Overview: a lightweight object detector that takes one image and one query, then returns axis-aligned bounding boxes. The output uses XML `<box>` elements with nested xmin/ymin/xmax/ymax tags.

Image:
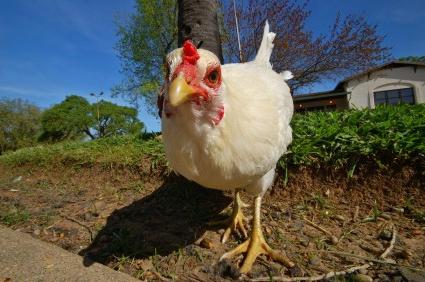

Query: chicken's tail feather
<box><xmin>254</xmin><ymin>20</ymin><xmax>275</xmax><ymax>69</ymax></box>
<box><xmin>280</xmin><ymin>71</ymin><xmax>294</xmax><ymax>81</ymax></box>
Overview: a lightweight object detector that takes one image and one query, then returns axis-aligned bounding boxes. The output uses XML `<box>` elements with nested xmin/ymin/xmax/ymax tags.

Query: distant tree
<box><xmin>92</xmin><ymin>100</ymin><xmax>143</xmax><ymax>138</ymax></box>
<box><xmin>114</xmin><ymin>0</ymin><xmax>178</xmax><ymax>114</ymax></box>
<box><xmin>398</xmin><ymin>56</ymin><xmax>425</xmax><ymax>63</ymax></box>
<box><xmin>0</xmin><ymin>98</ymin><xmax>41</xmax><ymax>154</ymax></box>
<box><xmin>40</xmin><ymin>95</ymin><xmax>144</xmax><ymax>142</ymax></box>
<box><xmin>115</xmin><ymin>0</ymin><xmax>391</xmax><ymax>109</ymax></box>
<box><xmin>39</xmin><ymin>95</ymin><xmax>93</xmax><ymax>141</ymax></box>
<box><xmin>222</xmin><ymin>0</ymin><xmax>391</xmax><ymax>93</ymax></box>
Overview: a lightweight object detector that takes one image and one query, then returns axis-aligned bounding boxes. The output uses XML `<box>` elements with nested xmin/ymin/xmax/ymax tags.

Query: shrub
<box><xmin>283</xmin><ymin>104</ymin><xmax>425</xmax><ymax>168</ymax></box>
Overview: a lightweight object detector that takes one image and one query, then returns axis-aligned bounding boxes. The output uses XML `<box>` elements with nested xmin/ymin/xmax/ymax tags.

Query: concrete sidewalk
<box><xmin>0</xmin><ymin>225</ymin><xmax>139</xmax><ymax>282</ymax></box>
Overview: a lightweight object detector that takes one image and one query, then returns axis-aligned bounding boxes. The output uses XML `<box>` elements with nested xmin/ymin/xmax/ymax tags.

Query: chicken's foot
<box><xmin>209</xmin><ymin>191</ymin><xmax>249</xmax><ymax>243</ymax></box>
<box><xmin>220</xmin><ymin>196</ymin><xmax>294</xmax><ymax>274</ymax></box>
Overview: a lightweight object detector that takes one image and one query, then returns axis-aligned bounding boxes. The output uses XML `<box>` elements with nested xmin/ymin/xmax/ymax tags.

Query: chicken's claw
<box><xmin>220</xmin><ymin>196</ymin><xmax>295</xmax><ymax>274</ymax></box>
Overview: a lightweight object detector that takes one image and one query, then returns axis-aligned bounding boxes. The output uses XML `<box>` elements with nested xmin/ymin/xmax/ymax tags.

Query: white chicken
<box><xmin>159</xmin><ymin>22</ymin><xmax>294</xmax><ymax>273</ymax></box>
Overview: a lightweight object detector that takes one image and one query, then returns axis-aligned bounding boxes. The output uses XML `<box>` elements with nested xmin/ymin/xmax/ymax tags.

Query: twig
<box><xmin>250</xmin><ymin>264</ymin><xmax>370</xmax><ymax>281</ymax></box>
<box><xmin>303</xmin><ymin>217</ymin><xmax>339</xmax><ymax>244</ymax></box>
<box><xmin>60</xmin><ymin>214</ymin><xmax>94</xmax><ymax>242</ymax></box>
<box><xmin>318</xmin><ymin>250</ymin><xmax>388</xmax><ymax>265</ymax></box>
<box><xmin>353</xmin><ymin>205</ymin><xmax>359</xmax><ymax>222</ymax></box>
<box><xmin>45</xmin><ymin>218</ymin><xmax>64</xmax><ymax>230</ymax></box>
<box><xmin>250</xmin><ymin>224</ymin><xmax>400</xmax><ymax>281</ymax></box>
<box><xmin>320</xmin><ymin>250</ymin><xmax>425</xmax><ymax>272</ymax></box>
<box><xmin>45</xmin><ymin>205</ymin><xmax>88</xmax><ymax>231</ymax></box>
<box><xmin>380</xmin><ymin>224</ymin><xmax>396</xmax><ymax>259</ymax></box>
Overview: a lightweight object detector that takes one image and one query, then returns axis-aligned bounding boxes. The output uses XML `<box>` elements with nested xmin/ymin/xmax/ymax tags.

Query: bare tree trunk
<box><xmin>178</xmin><ymin>0</ymin><xmax>223</xmax><ymax>63</ymax></box>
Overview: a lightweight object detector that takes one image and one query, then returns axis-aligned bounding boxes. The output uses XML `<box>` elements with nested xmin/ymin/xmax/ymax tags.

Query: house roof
<box><xmin>334</xmin><ymin>60</ymin><xmax>425</xmax><ymax>90</ymax></box>
<box><xmin>293</xmin><ymin>90</ymin><xmax>348</xmax><ymax>102</ymax></box>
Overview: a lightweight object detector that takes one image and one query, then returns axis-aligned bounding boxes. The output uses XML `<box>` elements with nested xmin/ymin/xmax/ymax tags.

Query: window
<box><xmin>374</xmin><ymin>88</ymin><xmax>415</xmax><ymax>106</ymax></box>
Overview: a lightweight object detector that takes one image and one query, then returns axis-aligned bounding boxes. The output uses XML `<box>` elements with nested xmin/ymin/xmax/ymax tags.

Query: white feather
<box><xmin>162</xmin><ymin>22</ymin><xmax>293</xmax><ymax>196</ymax></box>
<box><xmin>281</xmin><ymin>71</ymin><xmax>294</xmax><ymax>81</ymax></box>
<box><xmin>254</xmin><ymin>20</ymin><xmax>276</xmax><ymax>69</ymax></box>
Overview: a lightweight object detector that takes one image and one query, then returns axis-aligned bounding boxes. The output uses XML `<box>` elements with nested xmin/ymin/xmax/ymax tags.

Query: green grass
<box><xmin>0</xmin><ymin>104</ymin><xmax>424</xmax><ymax>171</ymax></box>
<box><xmin>0</xmin><ymin>134</ymin><xmax>166</xmax><ymax>169</ymax></box>
<box><xmin>0</xmin><ymin>206</ymin><xmax>31</xmax><ymax>226</ymax></box>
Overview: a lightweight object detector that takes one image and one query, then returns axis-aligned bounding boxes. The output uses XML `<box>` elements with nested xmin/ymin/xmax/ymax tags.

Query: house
<box><xmin>293</xmin><ymin>61</ymin><xmax>425</xmax><ymax>112</ymax></box>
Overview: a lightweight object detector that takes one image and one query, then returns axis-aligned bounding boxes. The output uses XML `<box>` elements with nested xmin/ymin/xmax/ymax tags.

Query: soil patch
<box><xmin>0</xmin><ymin>163</ymin><xmax>424</xmax><ymax>281</ymax></box>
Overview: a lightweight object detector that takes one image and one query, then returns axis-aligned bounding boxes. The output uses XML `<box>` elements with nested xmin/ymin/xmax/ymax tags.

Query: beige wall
<box><xmin>344</xmin><ymin>66</ymin><xmax>425</xmax><ymax>109</ymax></box>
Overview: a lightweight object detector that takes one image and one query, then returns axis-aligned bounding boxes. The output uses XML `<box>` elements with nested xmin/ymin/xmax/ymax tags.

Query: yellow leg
<box><xmin>220</xmin><ymin>196</ymin><xmax>294</xmax><ymax>274</ymax></box>
<box><xmin>221</xmin><ymin>191</ymin><xmax>249</xmax><ymax>243</ymax></box>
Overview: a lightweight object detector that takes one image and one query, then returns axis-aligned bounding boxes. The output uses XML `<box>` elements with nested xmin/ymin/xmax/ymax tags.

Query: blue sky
<box><xmin>1</xmin><ymin>0</ymin><xmax>424</xmax><ymax>132</ymax></box>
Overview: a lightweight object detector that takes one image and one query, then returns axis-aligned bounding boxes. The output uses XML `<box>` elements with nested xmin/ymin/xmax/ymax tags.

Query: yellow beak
<box><xmin>168</xmin><ymin>74</ymin><xmax>196</xmax><ymax>107</ymax></box>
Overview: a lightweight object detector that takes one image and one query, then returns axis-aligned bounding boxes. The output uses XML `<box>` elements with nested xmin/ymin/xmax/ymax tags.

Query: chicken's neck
<box><xmin>166</xmin><ymin>86</ymin><xmax>225</xmax><ymax>134</ymax></box>
<box><xmin>192</xmin><ymin>91</ymin><xmax>225</xmax><ymax>127</ymax></box>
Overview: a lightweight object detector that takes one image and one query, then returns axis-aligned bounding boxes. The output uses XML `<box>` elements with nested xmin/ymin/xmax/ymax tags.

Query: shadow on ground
<box><xmin>80</xmin><ymin>174</ymin><xmax>232</xmax><ymax>266</ymax></box>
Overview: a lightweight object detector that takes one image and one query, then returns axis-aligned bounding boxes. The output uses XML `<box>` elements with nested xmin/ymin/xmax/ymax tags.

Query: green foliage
<box><xmin>398</xmin><ymin>55</ymin><xmax>425</xmax><ymax>62</ymax></box>
<box><xmin>40</xmin><ymin>95</ymin><xmax>144</xmax><ymax>142</ymax></box>
<box><xmin>0</xmin><ymin>98</ymin><xmax>41</xmax><ymax>154</ymax></box>
<box><xmin>1</xmin><ymin>105</ymin><xmax>424</xmax><ymax>173</ymax></box>
<box><xmin>114</xmin><ymin>0</ymin><xmax>177</xmax><ymax>113</ymax></box>
<box><xmin>0</xmin><ymin>135</ymin><xmax>165</xmax><ymax>168</ymax></box>
<box><xmin>92</xmin><ymin>100</ymin><xmax>143</xmax><ymax>138</ymax></box>
<box><xmin>40</xmin><ymin>95</ymin><xmax>93</xmax><ymax>141</ymax></box>
<box><xmin>284</xmin><ymin>104</ymin><xmax>425</xmax><ymax>168</ymax></box>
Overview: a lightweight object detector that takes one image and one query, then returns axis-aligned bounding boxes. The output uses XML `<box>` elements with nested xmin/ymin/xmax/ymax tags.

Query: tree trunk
<box><xmin>178</xmin><ymin>0</ymin><xmax>223</xmax><ymax>63</ymax></box>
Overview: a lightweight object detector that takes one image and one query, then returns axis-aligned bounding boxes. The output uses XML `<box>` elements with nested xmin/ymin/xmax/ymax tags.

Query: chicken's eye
<box><xmin>204</xmin><ymin>66</ymin><xmax>221</xmax><ymax>88</ymax></box>
<box><xmin>208</xmin><ymin>70</ymin><xmax>219</xmax><ymax>83</ymax></box>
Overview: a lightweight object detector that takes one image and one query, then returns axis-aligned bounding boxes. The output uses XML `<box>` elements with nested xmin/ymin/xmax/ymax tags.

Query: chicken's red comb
<box><xmin>182</xmin><ymin>40</ymin><xmax>200</xmax><ymax>65</ymax></box>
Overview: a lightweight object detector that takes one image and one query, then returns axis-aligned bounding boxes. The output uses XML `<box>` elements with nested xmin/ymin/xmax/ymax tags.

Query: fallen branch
<box><xmin>303</xmin><ymin>217</ymin><xmax>339</xmax><ymax>244</ymax></box>
<box><xmin>250</xmin><ymin>224</ymin><xmax>399</xmax><ymax>281</ymax></box>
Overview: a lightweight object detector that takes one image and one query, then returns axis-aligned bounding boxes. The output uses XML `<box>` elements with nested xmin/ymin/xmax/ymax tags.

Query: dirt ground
<box><xmin>0</xmin><ymin>163</ymin><xmax>424</xmax><ymax>281</ymax></box>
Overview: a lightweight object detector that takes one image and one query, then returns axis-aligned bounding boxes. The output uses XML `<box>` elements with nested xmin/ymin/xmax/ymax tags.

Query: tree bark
<box><xmin>178</xmin><ymin>0</ymin><xmax>223</xmax><ymax>63</ymax></box>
